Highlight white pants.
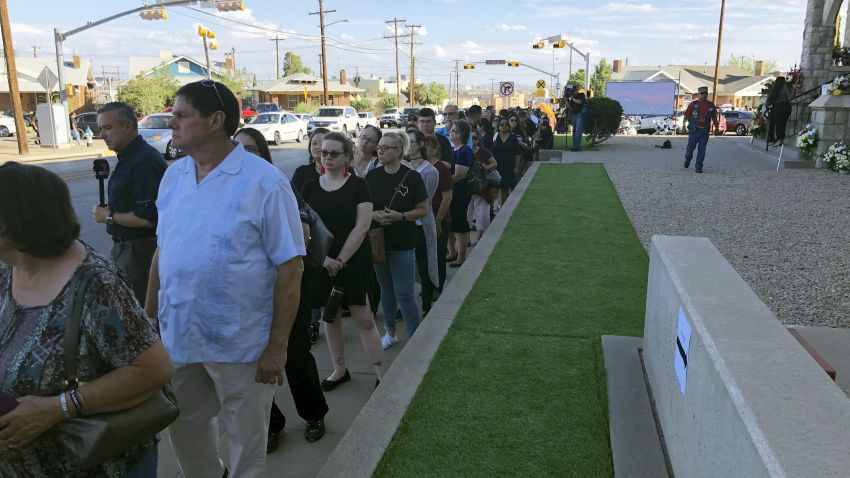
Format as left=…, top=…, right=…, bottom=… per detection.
left=467, top=195, right=491, bottom=231
left=169, top=362, right=275, bottom=478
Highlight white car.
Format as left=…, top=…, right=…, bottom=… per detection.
left=248, top=112, right=306, bottom=145
left=138, top=113, right=173, bottom=156
left=309, top=106, right=360, bottom=137
left=379, top=108, right=401, bottom=128
left=357, top=112, right=379, bottom=130
left=639, top=113, right=685, bottom=134
left=0, top=114, right=18, bottom=137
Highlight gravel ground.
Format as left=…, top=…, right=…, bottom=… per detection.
left=604, top=163, right=850, bottom=328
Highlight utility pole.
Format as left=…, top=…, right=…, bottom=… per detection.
left=31, top=45, right=39, bottom=58
left=270, top=35, right=281, bottom=79
left=490, top=78, right=495, bottom=106
left=309, top=0, right=335, bottom=105
left=385, top=18, right=406, bottom=108
left=711, top=0, right=727, bottom=105
left=230, top=47, right=236, bottom=69
left=0, top=0, right=29, bottom=155
left=453, top=59, right=461, bottom=105
left=402, top=24, right=421, bottom=106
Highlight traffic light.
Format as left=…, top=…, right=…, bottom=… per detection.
left=140, top=7, right=167, bottom=20
left=463, top=64, right=475, bottom=70
left=507, top=61, right=520, bottom=67
left=553, top=41, right=566, bottom=48
left=216, top=1, right=245, bottom=11
left=65, top=84, right=75, bottom=97
left=209, top=42, right=219, bottom=51
left=532, top=41, right=545, bottom=49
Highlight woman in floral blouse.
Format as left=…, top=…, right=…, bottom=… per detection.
left=0, top=162, right=173, bottom=477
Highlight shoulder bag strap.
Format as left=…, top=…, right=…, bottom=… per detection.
left=63, top=264, right=110, bottom=388
left=386, top=168, right=413, bottom=211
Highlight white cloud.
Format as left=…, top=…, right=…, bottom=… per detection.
left=493, top=24, right=528, bottom=32
left=599, top=2, right=654, bottom=13
left=10, top=23, right=44, bottom=35
left=339, top=33, right=357, bottom=42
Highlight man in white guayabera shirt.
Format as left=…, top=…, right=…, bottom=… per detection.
left=144, top=80, right=305, bottom=478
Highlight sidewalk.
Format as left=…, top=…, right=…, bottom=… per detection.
left=0, top=136, right=112, bottom=165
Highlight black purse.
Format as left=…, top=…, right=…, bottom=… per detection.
left=295, top=184, right=334, bottom=269
left=55, top=264, right=179, bottom=468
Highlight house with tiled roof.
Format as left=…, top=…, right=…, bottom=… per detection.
left=611, top=61, right=775, bottom=110
left=250, top=71, right=364, bottom=109
left=0, top=54, right=94, bottom=114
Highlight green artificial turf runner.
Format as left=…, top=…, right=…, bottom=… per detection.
left=375, top=164, right=648, bottom=477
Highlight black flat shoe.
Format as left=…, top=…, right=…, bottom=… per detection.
left=449, top=261, right=464, bottom=268
left=267, top=431, right=281, bottom=453
left=375, top=378, right=381, bottom=389
left=304, top=419, right=325, bottom=442
left=446, top=255, right=458, bottom=262
left=321, top=369, right=351, bottom=391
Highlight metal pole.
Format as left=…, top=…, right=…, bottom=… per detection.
left=54, top=28, right=68, bottom=120
left=585, top=52, right=590, bottom=93
left=0, top=0, right=29, bottom=154
left=271, top=35, right=280, bottom=79
left=711, top=0, right=726, bottom=105
left=202, top=36, right=211, bottom=80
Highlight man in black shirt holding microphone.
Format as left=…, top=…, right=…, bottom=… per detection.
left=92, top=102, right=167, bottom=303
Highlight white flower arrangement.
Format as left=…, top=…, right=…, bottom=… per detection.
left=821, top=142, right=848, bottom=171
left=795, top=124, right=817, bottom=152
left=831, top=76, right=850, bottom=95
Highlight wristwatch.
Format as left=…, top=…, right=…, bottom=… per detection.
left=106, top=210, right=114, bottom=226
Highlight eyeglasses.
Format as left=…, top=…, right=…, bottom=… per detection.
left=243, top=144, right=260, bottom=154
left=320, top=150, right=344, bottom=158
left=376, top=145, right=400, bottom=152
left=200, top=79, right=225, bottom=111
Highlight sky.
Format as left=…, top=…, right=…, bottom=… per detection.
left=2, top=0, right=810, bottom=90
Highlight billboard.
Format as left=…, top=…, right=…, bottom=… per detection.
left=606, top=81, right=677, bottom=116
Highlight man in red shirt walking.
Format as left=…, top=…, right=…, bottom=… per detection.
left=683, top=86, right=720, bottom=173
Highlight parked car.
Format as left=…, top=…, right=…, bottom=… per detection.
left=138, top=113, right=174, bottom=157
left=74, top=112, right=100, bottom=136
left=309, top=106, right=360, bottom=137
left=710, top=113, right=728, bottom=135
left=294, top=113, right=313, bottom=123
left=638, top=114, right=683, bottom=134
left=0, top=115, right=17, bottom=137
left=399, top=107, right=421, bottom=128
left=379, top=108, right=401, bottom=128
left=435, top=112, right=444, bottom=124
left=247, top=112, right=306, bottom=145
left=722, top=111, right=754, bottom=136
left=256, top=102, right=281, bottom=114
left=4, top=110, right=33, bottom=127
left=357, top=112, right=378, bottom=129
left=241, top=106, right=257, bottom=121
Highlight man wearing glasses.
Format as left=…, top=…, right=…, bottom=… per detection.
left=683, top=86, right=720, bottom=174
left=436, top=104, right=472, bottom=148
left=147, top=80, right=305, bottom=478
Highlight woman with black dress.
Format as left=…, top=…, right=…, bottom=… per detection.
left=303, top=132, right=386, bottom=391
left=366, top=132, right=428, bottom=349
left=766, top=76, right=793, bottom=147
left=492, top=117, right=521, bottom=210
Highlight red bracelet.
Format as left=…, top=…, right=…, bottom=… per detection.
left=336, top=257, right=347, bottom=268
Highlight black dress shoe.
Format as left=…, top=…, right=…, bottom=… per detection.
left=375, top=377, right=381, bottom=389
left=320, top=369, right=351, bottom=391
left=304, top=419, right=325, bottom=442
left=695, top=168, right=703, bottom=173
left=267, top=431, right=281, bottom=453
left=684, top=158, right=691, bottom=168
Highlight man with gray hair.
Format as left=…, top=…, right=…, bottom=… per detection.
left=93, top=101, right=167, bottom=303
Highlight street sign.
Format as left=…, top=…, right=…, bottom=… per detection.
left=499, top=82, right=514, bottom=96
left=536, top=79, right=546, bottom=89
left=37, top=67, right=58, bottom=91
left=486, top=59, right=506, bottom=65
left=535, top=88, right=546, bottom=97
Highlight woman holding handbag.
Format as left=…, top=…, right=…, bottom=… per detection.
left=302, top=132, right=386, bottom=390
left=366, top=132, right=428, bottom=349
left=0, top=162, right=173, bottom=477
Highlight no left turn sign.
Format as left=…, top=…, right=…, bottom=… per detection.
left=499, top=82, right=515, bottom=96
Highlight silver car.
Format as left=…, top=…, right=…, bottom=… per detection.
left=139, top=113, right=173, bottom=156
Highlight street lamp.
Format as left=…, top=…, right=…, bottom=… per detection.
left=195, top=24, right=217, bottom=80
left=326, top=18, right=349, bottom=28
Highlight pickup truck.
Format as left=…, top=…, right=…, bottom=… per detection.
left=379, top=108, right=401, bottom=128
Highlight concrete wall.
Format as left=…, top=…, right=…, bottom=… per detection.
left=643, top=235, right=850, bottom=478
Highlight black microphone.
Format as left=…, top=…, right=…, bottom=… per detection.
left=93, top=159, right=110, bottom=207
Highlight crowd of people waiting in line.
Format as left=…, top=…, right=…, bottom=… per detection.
left=0, top=80, right=559, bottom=477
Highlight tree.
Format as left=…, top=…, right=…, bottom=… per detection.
left=351, top=98, right=373, bottom=112
left=117, top=73, right=179, bottom=116
left=401, top=81, right=448, bottom=106
left=377, top=93, right=398, bottom=110
left=567, top=69, right=586, bottom=88
left=283, top=52, right=312, bottom=77
left=725, top=55, right=777, bottom=75
left=590, top=58, right=613, bottom=97
left=587, top=97, right=623, bottom=145
left=218, top=68, right=250, bottom=100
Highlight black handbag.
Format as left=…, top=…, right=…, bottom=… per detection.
left=467, top=161, right=488, bottom=195
left=295, top=184, right=334, bottom=269
left=54, top=265, right=179, bottom=468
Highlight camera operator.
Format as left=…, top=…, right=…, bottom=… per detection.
left=566, top=88, right=589, bottom=152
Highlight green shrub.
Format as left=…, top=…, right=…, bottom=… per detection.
left=587, top=97, right=623, bottom=144
left=293, top=102, right=317, bottom=114
left=351, top=98, right=373, bottom=112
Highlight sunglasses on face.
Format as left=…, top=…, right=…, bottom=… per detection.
left=320, top=150, right=344, bottom=158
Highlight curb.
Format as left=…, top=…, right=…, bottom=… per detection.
left=317, top=161, right=546, bottom=478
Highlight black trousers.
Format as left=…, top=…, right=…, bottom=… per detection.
left=269, top=271, right=328, bottom=432
left=415, top=225, right=436, bottom=312
left=436, top=219, right=449, bottom=292
left=768, top=102, right=792, bottom=142
left=111, top=236, right=157, bottom=305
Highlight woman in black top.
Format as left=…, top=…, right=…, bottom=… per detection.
left=302, top=132, right=386, bottom=391
left=233, top=127, right=329, bottom=449
left=366, top=132, right=428, bottom=349
left=766, top=76, right=793, bottom=147
left=493, top=118, right=521, bottom=205
left=291, top=127, right=330, bottom=194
